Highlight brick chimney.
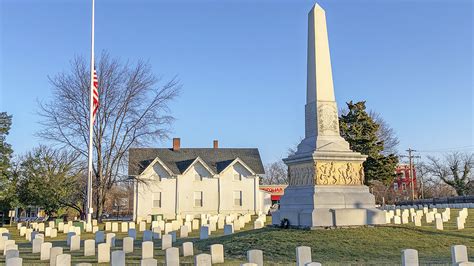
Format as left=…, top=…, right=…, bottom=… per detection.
left=213, top=140, right=219, bottom=149
left=173, top=138, right=180, bottom=151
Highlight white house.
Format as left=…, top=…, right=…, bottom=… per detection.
left=129, top=138, right=270, bottom=220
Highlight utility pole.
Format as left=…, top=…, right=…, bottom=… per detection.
left=401, top=148, right=421, bottom=201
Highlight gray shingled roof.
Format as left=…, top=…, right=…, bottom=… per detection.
left=128, top=148, right=265, bottom=176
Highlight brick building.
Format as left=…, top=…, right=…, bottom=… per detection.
left=392, top=164, right=417, bottom=201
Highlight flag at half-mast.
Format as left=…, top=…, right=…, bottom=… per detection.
left=92, top=68, right=99, bottom=122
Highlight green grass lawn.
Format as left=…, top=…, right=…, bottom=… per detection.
left=1, top=209, right=473, bottom=265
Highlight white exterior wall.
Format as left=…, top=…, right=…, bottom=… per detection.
left=134, top=160, right=265, bottom=220
left=135, top=163, right=177, bottom=220
left=219, top=162, right=257, bottom=214
left=178, top=162, right=219, bottom=215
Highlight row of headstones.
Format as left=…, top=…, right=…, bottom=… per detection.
left=384, top=203, right=474, bottom=210
left=385, top=207, right=469, bottom=230
left=2, top=243, right=472, bottom=266
left=401, top=245, right=473, bottom=266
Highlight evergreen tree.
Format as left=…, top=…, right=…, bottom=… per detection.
left=0, top=112, right=15, bottom=213
left=339, top=101, right=398, bottom=185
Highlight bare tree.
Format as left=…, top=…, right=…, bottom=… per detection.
left=263, top=161, right=288, bottom=185
left=425, top=152, right=473, bottom=196
left=368, top=110, right=399, bottom=155
left=38, top=52, right=180, bottom=220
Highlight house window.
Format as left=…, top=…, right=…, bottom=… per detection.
left=153, top=192, right=161, bottom=208
left=233, top=191, right=242, bottom=206
left=234, top=173, right=241, bottom=181
left=195, top=173, right=201, bottom=181
left=402, top=183, right=407, bottom=191
left=194, top=191, right=203, bottom=207
left=393, top=183, right=399, bottom=191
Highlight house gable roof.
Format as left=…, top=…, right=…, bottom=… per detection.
left=129, top=148, right=265, bottom=176
left=141, top=157, right=174, bottom=177
left=181, top=157, right=216, bottom=176
left=219, top=157, right=256, bottom=176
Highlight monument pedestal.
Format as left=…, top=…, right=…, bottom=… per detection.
left=272, top=185, right=386, bottom=228
left=272, top=150, right=386, bottom=228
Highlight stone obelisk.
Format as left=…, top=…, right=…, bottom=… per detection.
left=272, top=4, right=385, bottom=228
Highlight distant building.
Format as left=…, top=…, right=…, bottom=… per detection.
left=392, top=164, right=417, bottom=201
left=128, top=138, right=271, bottom=220
left=259, top=185, right=287, bottom=204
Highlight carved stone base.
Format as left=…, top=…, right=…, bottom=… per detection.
left=275, top=150, right=386, bottom=228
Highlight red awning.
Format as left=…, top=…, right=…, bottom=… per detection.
left=271, top=195, right=281, bottom=201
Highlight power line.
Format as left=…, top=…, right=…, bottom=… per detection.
left=416, top=145, right=474, bottom=153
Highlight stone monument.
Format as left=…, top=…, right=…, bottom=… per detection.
left=272, top=3, right=385, bottom=228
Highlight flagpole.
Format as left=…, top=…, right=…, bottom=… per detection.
left=86, top=0, right=95, bottom=226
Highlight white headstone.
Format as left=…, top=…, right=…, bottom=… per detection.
left=121, top=222, right=128, bottom=233
left=211, top=244, right=224, bottom=263
left=45, top=227, right=51, bottom=237
left=6, top=257, right=22, bottom=266
left=451, top=245, right=469, bottom=265
left=70, top=235, right=80, bottom=251
left=58, top=222, right=64, bottom=232
left=112, top=222, right=119, bottom=232
left=194, top=254, right=212, bottom=266
left=49, top=247, right=63, bottom=266
left=247, top=249, right=263, bottom=266
left=40, top=242, right=52, bottom=260
left=98, top=243, right=110, bottom=263
left=105, top=222, right=111, bottom=231
left=162, top=234, right=172, bottom=250
left=106, top=233, right=116, bottom=247
left=401, top=249, right=419, bottom=266
left=139, top=221, right=147, bottom=232
left=435, top=217, right=444, bottom=230
left=182, top=242, right=194, bottom=257
left=457, top=217, right=465, bottom=230
left=165, top=247, right=180, bottom=266
left=3, top=240, right=16, bottom=255
left=123, top=236, right=134, bottom=253
left=111, top=250, right=126, bottom=266
left=50, top=228, right=58, bottom=238
left=5, top=249, right=19, bottom=262
left=164, top=223, right=173, bottom=235
left=180, top=225, right=188, bottom=238
left=296, top=246, right=312, bottom=266
left=32, top=237, right=44, bottom=253
left=19, top=227, right=26, bottom=237
left=56, top=254, right=71, bottom=266
left=142, top=241, right=154, bottom=259
left=140, top=258, right=158, bottom=266
left=84, top=239, right=95, bottom=256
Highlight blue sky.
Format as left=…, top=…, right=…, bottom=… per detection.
left=1, top=0, right=473, bottom=165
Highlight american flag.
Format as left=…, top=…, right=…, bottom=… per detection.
left=92, top=68, right=99, bottom=122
